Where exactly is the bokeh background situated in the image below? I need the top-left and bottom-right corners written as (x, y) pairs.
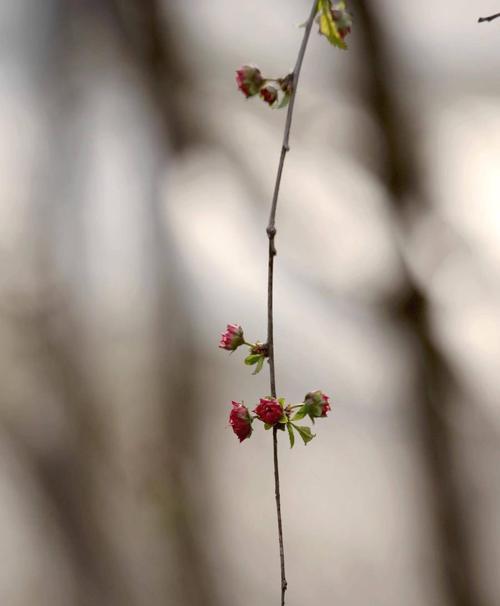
top-left (1, 1), bottom-right (500, 605)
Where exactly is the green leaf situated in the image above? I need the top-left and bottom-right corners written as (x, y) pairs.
top-left (292, 424), bottom-right (316, 445)
top-left (276, 92), bottom-right (291, 109)
top-left (317, 0), bottom-right (348, 50)
top-left (287, 423), bottom-right (295, 448)
top-left (278, 398), bottom-right (286, 407)
top-left (264, 423), bottom-right (272, 430)
top-left (252, 356), bottom-right (265, 375)
top-left (278, 414), bottom-right (288, 424)
top-left (292, 405), bottom-right (308, 421)
top-left (244, 353), bottom-right (262, 366)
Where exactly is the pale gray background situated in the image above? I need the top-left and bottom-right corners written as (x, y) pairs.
top-left (0, 1), bottom-right (499, 605)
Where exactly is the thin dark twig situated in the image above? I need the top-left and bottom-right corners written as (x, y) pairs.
top-left (266, 2), bottom-right (318, 604)
top-left (478, 12), bottom-right (500, 22)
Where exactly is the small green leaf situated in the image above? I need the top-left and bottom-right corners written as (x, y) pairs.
top-left (264, 423), bottom-right (272, 430)
top-left (278, 398), bottom-right (286, 407)
top-left (244, 353), bottom-right (262, 366)
top-left (276, 92), bottom-right (291, 109)
top-left (287, 423), bottom-right (295, 448)
top-left (252, 356), bottom-right (265, 375)
top-left (292, 424), bottom-right (316, 445)
top-left (292, 405), bottom-right (308, 421)
top-left (278, 414), bottom-right (288, 424)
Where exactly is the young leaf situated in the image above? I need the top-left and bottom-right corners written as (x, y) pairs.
top-left (278, 414), bottom-right (288, 424)
top-left (264, 423), bottom-right (272, 430)
top-left (292, 405), bottom-right (308, 421)
top-left (292, 424), bottom-right (316, 445)
top-left (276, 92), bottom-right (291, 109)
top-left (244, 353), bottom-right (262, 366)
top-left (287, 423), bottom-right (295, 448)
top-left (252, 356), bottom-right (265, 375)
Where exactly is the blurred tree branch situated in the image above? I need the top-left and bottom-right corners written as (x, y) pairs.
top-left (108, 0), bottom-right (202, 151)
top-left (354, 2), bottom-right (483, 606)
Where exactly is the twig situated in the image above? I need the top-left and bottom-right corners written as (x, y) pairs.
top-left (478, 12), bottom-right (500, 22)
top-left (266, 2), bottom-right (318, 604)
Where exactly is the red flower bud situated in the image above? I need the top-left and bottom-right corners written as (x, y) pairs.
top-left (259, 85), bottom-right (278, 106)
top-left (235, 65), bottom-right (264, 98)
top-left (331, 5), bottom-right (352, 41)
top-left (304, 390), bottom-right (331, 418)
top-left (219, 324), bottom-right (244, 351)
top-left (229, 401), bottom-right (253, 442)
top-left (254, 397), bottom-right (283, 425)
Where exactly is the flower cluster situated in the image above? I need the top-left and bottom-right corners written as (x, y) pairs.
top-left (227, 392), bottom-right (330, 447)
top-left (235, 66), bottom-right (293, 109)
top-left (220, 325), bottom-right (331, 447)
top-left (219, 324), bottom-right (268, 374)
top-left (235, 3), bottom-right (352, 111)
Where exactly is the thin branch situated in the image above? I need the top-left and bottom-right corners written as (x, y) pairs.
top-left (478, 12), bottom-right (500, 22)
top-left (266, 2), bottom-right (318, 604)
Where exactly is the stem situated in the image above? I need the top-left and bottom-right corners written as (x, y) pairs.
top-left (266, 2), bottom-right (318, 604)
top-left (478, 12), bottom-right (500, 22)
top-left (272, 426), bottom-right (286, 602)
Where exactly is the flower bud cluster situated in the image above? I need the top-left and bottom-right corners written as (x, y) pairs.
top-left (220, 324), bottom-right (332, 447)
top-left (330, 3), bottom-right (352, 41)
top-left (235, 66), bottom-right (293, 109)
top-left (316, 0), bottom-right (352, 49)
top-left (219, 324), bottom-right (268, 374)
top-left (227, 391), bottom-right (331, 446)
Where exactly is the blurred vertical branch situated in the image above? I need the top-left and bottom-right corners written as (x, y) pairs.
top-left (354, 3), bottom-right (481, 606)
top-left (109, 0), bottom-right (202, 151)
top-left (5, 0), bottom-right (216, 605)
top-left (0, 1), bottom-right (132, 604)
top-left (102, 1), bottom-right (218, 605)
top-left (76, 2), bottom-right (218, 605)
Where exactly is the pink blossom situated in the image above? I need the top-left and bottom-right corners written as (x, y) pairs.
top-left (331, 6), bottom-right (352, 41)
top-left (236, 65), bottom-right (264, 98)
top-left (260, 85), bottom-right (278, 106)
top-left (219, 324), bottom-right (244, 351)
top-left (229, 401), bottom-right (253, 442)
top-left (254, 397), bottom-right (283, 425)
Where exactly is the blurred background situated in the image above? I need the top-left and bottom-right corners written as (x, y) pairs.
top-left (1, 1), bottom-right (499, 605)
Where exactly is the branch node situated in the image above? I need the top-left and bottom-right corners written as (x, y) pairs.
top-left (266, 226), bottom-right (277, 239)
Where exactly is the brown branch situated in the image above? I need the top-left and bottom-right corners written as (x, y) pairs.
top-left (266, 2), bottom-right (318, 604)
top-left (478, 12), bottom-right (500, 22)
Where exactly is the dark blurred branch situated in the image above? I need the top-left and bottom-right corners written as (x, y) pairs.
top-left (354, 2), bottom-right (482, 606)
top-left (478, 12), bottom-right (500, 23)
top-left (109, 0), bottom-right (201, 150)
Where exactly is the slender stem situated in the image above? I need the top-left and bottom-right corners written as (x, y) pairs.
top-left (272, 426), bottom-right (286, 603)
top-left (266, 2), bottom-right (318, 604)
top-left (478, 12), bottom-right (500, 22)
